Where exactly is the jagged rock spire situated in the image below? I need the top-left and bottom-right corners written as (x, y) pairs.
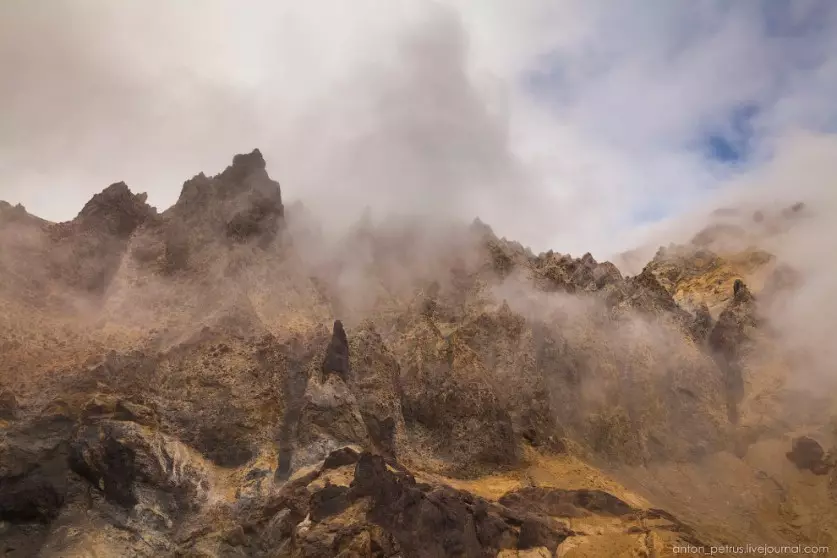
top-left (76, 182), bottom-right (156, 237)
top-left (321, 319), bottom-right (350, 382)
top-left (159, 149), bottom-right (286, 250)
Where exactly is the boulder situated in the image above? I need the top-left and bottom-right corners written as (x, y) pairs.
top-left (786, 436), bottom-right (832, 475)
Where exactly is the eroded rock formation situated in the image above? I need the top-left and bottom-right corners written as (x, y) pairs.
top-left (0, 149), bottom-right (832, 556)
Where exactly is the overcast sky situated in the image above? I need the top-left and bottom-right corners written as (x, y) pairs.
top-left (1, 0), bottom-right (836, 257)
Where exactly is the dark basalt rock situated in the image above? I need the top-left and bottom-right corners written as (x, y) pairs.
top-left (221, 149), bottom-right (268, 183)
top-left (518, 517), bottom-right (564, 553)
top-left (322, 446), bottom-right (361, 470)
top-left (69, 429), bottom-right (139, 508)
top-left (68, 420), bottom-right (210, 519)
top-left (349, 452), bottom-right (570, 558)
top-left (322, 320), bottom-right (350, 382)
top-left (166, 149), bottom-right (285, 253)
top-left (75, 182), bottom-right (156, 238)
top-left (0, 390), bottom-right (18, 420)
top-left (226, 195), bottom-right (285, 243)
top-left (0, 469), bottom-right (64, 523)
top-left (786, 436), bottom-right (832, 475)
top-left (309, 483), bottom-right (351, 522)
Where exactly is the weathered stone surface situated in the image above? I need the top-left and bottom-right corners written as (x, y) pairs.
top-left (499, 487), bottom-right (635, 518)
top-left (350, 452), bottom-right (570, 557)
top-left (68, 419), bottom-right (211, 517)
top-left (0, 390), bottom-right (18, 420)
top-left (709, 279), bottom-right (758, 423)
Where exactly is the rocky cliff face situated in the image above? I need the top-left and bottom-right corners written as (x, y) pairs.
top-left (1, 152), bottom-right (835, 557)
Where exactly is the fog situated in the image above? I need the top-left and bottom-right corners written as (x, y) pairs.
top-left (3, 1), bottom-right (836, 258)
top-left (619, 131), bottom-right (837, 390)
top-left (0, 2), bottom-right (554, 251)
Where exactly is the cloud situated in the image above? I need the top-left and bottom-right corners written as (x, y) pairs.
top-left (1, 0), bottom-right (836, 259)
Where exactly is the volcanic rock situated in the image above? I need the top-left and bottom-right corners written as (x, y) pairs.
top-left (75, 182), bottom-right (156, 237)
top-left (0, 148), bottom-right (825, 555)
top-left (0, 390), bottom-right (19, 420)
top-left (350, 452), bottom-right (570, 557)
top-left (786, 436), bottom-right (832, 475)
top-left (322, 319), bottom-right (350, 382)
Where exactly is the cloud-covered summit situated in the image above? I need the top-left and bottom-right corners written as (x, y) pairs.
top-left (1, 0), bottom-right (835, 257)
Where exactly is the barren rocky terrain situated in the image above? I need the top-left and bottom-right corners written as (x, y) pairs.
top-left (1, 151), bottom-right (835, 557)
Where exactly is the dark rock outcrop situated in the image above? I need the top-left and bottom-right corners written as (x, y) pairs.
top-left (68, 418), bottom-right (211, 535)
top-left (0, 469), bottom-right (65, 523)
top-left (0, 390), bottom-right (18, 420)
top-left (291, 325), bottom-right (371, 472)
top-left (350, 452), bottom-right (571, 557)
top-left (75, 182), bottom-right (157, 238)
top-left (786, 436), bottom-right (832, 475)
top-left (170, 149), bottom-right (284, 246)
top-left (322, 320), bottom-right (350, 382)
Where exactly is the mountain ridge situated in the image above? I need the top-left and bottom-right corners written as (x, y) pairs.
top-left (1, 150), bottom-right (835, 557)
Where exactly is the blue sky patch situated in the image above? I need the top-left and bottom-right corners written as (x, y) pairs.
top-left (700, 102), bottom-right (760, 164)
top-left (706, 135), bottom-right (741, 163)
top-left (760, 0), bottom-right (834, 38)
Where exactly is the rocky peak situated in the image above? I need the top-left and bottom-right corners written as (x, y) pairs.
top-left (732, 278), bottom-right (753, 303)
top-left (632, 266), bottom-right (679, 307)
top-left (0, 201), bottom-right (30, 222)
top-left (220, 148), bottom-right (267, 182)
top-left (75, 182), bottom-right (156, 237)
top-left (321, 319), bottom-right (350, 382)
top-left (169, 149), bottom-right (284, 245)
top-left (469, 216), bottom-right (493, 237)
top-left (174, 149), bottom-right (276, 209)
top-left (532, 250), bottom-right (615, 293)
top-left (0, 201), bottom-right (49, 232)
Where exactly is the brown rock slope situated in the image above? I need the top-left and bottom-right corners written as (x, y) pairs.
top-left (1, 151), bottom-right (835, 557)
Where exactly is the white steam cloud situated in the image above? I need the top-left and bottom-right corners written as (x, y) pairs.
top-left (1, 0), bottom-right (836, 257)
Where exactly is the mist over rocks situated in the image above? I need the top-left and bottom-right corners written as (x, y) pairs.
top-left (0, 149), bottom-right (835, 556)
